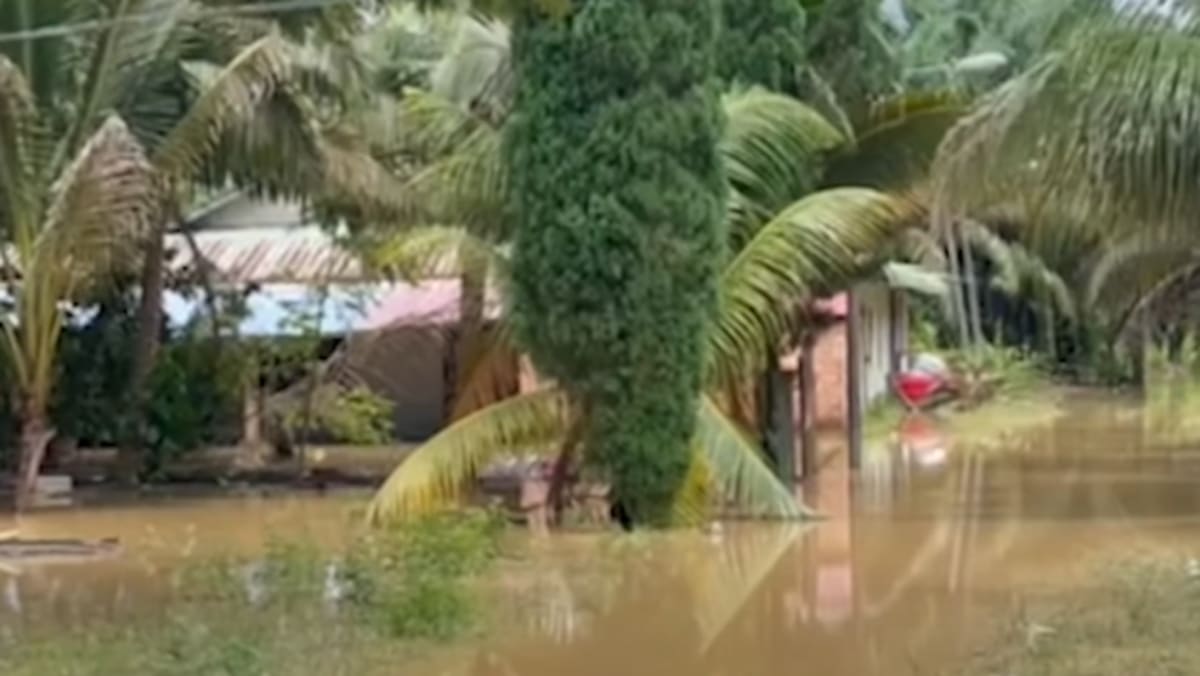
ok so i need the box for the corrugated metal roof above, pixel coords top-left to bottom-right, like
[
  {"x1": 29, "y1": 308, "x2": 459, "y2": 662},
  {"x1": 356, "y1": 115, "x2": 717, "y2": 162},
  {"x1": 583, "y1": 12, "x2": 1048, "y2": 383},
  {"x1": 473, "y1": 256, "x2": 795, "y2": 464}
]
[{"x1": 167, "y1": 226, "x2": 364, "y2": 284}]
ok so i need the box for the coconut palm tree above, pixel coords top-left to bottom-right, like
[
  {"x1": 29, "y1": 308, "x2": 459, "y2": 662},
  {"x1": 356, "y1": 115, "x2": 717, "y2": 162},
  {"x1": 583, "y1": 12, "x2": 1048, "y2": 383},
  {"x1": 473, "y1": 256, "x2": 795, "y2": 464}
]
[
  {"x1": 0, "y1": 0, "x2": 418, "y2": 488},
  {"x1": 0, "y1": 61, "x2": 157, "y2": 507},
  {"x1": 363, "y1": 85, "x2": 929, "y2": 525}
]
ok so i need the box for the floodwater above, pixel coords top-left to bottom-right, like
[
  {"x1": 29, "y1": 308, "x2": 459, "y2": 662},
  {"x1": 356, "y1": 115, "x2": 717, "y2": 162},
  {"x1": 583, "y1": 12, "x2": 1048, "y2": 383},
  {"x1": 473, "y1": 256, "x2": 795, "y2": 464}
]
[{"x1": 7, "y1": 394, "x2": 1200, "y2": 675}]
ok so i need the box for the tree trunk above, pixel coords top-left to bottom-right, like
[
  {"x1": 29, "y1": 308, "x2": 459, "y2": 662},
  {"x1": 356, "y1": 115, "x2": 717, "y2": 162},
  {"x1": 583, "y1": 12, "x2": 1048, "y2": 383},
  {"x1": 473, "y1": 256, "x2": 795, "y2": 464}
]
[
  {"x1": 547, "y1": 414, "x2": 583, "y2": 526},
  {"x1": 15, "y1": 404, "x2": 54, "y2": 512},
  {"x1": 961, "y1": 225, "x2": 985, "y2": 352},
  {"x1": 116, "y1": 221, "x2": 167, "y2": 483}
]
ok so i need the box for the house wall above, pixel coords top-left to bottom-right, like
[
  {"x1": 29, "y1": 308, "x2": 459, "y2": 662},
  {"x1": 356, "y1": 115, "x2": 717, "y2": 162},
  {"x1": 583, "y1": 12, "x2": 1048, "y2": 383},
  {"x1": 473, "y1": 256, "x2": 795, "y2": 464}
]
[
  {"x1": 856, "y1": 282, "x2": 896, "y2": 407},
  {"x1": 809, "y1": 283, "x2": 907, "y2": 429},
  {"x1": 812, "y1": 324, "x2": 848, "y2": 427}
]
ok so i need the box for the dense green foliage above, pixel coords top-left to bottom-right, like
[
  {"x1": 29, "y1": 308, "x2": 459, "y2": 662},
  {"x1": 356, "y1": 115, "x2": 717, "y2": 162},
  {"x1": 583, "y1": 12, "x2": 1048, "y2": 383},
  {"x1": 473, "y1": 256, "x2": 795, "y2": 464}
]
[
  {"x1": 504, "y1": 0, "x2": 727, "y2": 525},
  {"x1": 717, "y1": 0, "x2": 806, "y2": 92},
  {"x1": 803, "y1": 0, "x2": 900, "y2": 111}
]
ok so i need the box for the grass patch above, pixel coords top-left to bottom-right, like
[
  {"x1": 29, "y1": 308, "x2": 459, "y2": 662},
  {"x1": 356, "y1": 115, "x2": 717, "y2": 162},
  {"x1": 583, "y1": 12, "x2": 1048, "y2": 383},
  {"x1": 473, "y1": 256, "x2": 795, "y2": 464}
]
[
  {"x1": 0, "y1": 511, "x2": 503, "y2": 676},
  {"x1": 865, "y1": 344, "x2": 1064, "y2": 446},
  {"x1": 961, "y1": 554, "x2": 1200, "y2": 676}
]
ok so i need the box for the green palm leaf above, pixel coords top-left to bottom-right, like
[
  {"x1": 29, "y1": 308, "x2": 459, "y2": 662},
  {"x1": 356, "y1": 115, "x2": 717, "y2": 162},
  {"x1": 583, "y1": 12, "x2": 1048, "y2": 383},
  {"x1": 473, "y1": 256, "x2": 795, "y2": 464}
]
[
  {"x1": 710, "y1": 187, "x2": 915, "y2": 388},
  {"x1": 430, "y1": 12, "x2": 512, "y2": 123},
  {"x1": 369, "y1": 224, "x2": 508, "y2": 281},
  {"x1": 35, "y1": 116, "x2": 157, "y2": 298},
  {"x1": 0, "y1": 55, "x2": 37, "y2": 240},
  {"x1": 694, "y1": 396, "x2": 811, "y2": 520},
  {"x1": 365, "y1": 389, "x2": 570, "y2": 525},
  {"x1": 154, "y1": 33, "x2": 294, "y2": 182},
  {"x1": 935, "y1": 11, "x2": 1200, "y2": 235},
  {"x1": 20, "y1": 116, "x2": 156, "y2": 410},
  {"x1": 63, "y1": 0, "x2": 190, "y2": 160},
  {"x1": 721, "y1": 87, "x2": 845, "y2": 246},
  {"x1": 961, "y1": 220, "x2": 1076, "y2": 322},
  {"x1": 826, "y1": 90, "x2": 966, "y2": 190}
]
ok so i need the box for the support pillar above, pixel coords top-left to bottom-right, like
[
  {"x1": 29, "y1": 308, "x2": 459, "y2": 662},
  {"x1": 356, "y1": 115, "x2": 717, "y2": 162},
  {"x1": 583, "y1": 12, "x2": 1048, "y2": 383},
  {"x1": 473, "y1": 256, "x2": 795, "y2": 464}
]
[
  {"x1": 847, "y1": 289, "x2": 863, "y2": 470},
  {"x1": 797, "y1": 332, "x2": 817, "y2": 479},
  {"x1": 764, "y1": 360, "x2": 795, "y2": 482}
]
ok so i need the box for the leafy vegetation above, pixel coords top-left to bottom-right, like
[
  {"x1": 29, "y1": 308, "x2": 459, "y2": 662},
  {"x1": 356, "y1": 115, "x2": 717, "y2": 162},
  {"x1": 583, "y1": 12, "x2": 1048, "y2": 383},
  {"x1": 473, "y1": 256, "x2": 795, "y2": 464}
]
[
  {"x1": 504, "y1": 0, "x2": 727, "y2": 525},
  {"x1": 717, "y1": 0, "x2": 807, "y2": 92},
  {"x1": 0, "y1": 511, "x2": 502, "y2": 675},
  {"x1": 963, "y1": 555, "x2": 1200, "y2": 676}
]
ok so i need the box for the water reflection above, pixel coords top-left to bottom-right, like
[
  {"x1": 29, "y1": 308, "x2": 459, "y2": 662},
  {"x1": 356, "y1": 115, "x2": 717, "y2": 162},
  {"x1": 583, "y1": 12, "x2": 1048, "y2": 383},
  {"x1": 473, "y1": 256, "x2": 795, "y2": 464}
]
[
  {"x1": 0, "y1": 492, "x2": 363, "y2": 628},
  {"x1": 474, "y1": 398, "x2": 1200, "y2": 675},
  {"x1": 1, "y1": 398, "x2": 1200, "y2": 675}
]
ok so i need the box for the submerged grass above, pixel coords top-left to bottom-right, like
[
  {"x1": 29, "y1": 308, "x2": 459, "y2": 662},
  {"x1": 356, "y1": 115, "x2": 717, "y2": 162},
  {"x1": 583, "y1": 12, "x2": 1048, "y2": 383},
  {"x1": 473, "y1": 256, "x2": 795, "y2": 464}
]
[
  {"x1": 0, "y1": 511, "x2": 503, "y2": 676},
  {"x1": 961, "y1": 554, "x2": 1200, "y2": 676}
]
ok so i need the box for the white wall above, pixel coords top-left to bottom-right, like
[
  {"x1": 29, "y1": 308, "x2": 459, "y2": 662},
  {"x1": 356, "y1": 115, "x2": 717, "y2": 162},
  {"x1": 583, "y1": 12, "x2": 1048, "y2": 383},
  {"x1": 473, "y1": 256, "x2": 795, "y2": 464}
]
[{"x1": 855, "y1": 282, "x2": 899, "y2": 407}]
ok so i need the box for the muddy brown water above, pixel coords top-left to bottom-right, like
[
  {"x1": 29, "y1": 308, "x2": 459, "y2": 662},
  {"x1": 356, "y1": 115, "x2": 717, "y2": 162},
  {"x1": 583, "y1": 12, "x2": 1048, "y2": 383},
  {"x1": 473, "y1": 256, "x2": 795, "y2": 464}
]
[{"x1": 6, "y1": 396, "x2": 1200, "y2": 675}]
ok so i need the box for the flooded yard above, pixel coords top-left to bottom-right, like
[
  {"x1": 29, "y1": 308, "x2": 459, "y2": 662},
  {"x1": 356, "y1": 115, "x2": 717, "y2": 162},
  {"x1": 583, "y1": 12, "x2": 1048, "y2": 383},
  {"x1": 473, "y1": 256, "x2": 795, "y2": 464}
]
[{"x1": 5, "y1": 395, "x2": 1200, "y2": 675}]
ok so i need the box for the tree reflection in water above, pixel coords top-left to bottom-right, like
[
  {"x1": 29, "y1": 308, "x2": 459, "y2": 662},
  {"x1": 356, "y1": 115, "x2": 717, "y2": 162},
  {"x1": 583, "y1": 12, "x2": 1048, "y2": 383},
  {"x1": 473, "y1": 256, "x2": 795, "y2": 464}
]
[{"x1": 473, "y1": 399, "x2": 1200, "y2": 676}]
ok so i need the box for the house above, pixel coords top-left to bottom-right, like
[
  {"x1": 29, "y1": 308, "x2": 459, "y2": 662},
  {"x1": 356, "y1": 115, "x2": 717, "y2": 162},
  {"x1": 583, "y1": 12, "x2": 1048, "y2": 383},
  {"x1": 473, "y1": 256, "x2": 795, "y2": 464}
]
[
  {"x1": 166, "y1": 193, "x2": 944, "y2": 471},
  {"x1": 164, "y1": 194, "x2": 502, "y2": 444},
  {"x1": 773, "y1": 264, "x2": 946, "y2": 479}
]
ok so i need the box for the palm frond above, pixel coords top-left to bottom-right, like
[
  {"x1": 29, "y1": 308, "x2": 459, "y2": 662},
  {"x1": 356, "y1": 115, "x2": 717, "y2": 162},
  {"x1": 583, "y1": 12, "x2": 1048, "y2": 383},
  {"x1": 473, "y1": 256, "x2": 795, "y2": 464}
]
[
  {"x1": 430, "y1": 12, "x2": 512, "y2": 123},
  {"x1": 959, "y1": 219, "x2": 1019, "y2": 295},
  {"x1": 721, "y1": 87, "x2": 845, "y2": 246},
  {"x1": 391, "y1": 124, "x2": 507, "y2": 235},
  {"x1": 826, "y1": 90, "x2": 966, "y2": 190},
  {"x1": 936, "y1": 15, "x2": 1200, "y2": 236},
  {"x1": 62, "y1": 0, "x2": 189, "y2": 162},
  {"x1": 153, "y1": 33, "x2": 294, "y2": 183},
  {"x1": 201, "y1": 85, "x2": 323, "y2": 198},
  {"x1": 400, "y1": 88, "x2": 492, "y2": 157},
  {"x1": 709, "y1": 188, "x2": 917, "y2": 388},
  {"x1": 35, "y1": 116, "x2": 157, "y2": 296},
  {"x1": 21, "y1": 116, "x2": 155, "y2": 404},
  {"x1": 315, "y1": 132, "x2": 439, "y2": 226},
  {"x1": 1085, "y1": 232, "x2": 1197, "y2": 312},
  {"x1": 961, "y1": 219, "x2": 1076, "y2": 321},
  {"x1": 670, "y1": 451, "x2": 715, "y2": 527},
  {"x1": 694, "y1": 396, "x2": 811, "y2": 520},
  {"x1": 369, "y1": 224, "x2": 507, "y2": 281},
  {"x1": 0, "y1": 55, "x2": 37, "y2": 241},
  {"x1": 366, "y1": 389, "x2": 570, "y2": 525}
]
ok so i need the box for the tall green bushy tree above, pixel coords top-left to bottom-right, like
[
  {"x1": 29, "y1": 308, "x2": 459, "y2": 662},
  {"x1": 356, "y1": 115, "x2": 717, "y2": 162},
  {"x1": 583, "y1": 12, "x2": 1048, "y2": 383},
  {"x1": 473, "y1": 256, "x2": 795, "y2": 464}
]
[
  {"x1": 504, "y1": 0, "x2": 727, "y2": 525},
  {"x1": 717, "y1": 0, "x2": 806, "y2": 92}
]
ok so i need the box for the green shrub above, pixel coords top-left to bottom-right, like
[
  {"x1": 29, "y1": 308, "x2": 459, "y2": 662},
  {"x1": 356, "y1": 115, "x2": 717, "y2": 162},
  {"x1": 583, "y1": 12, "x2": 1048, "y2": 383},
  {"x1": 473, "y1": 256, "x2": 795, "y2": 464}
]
[
  {"x1": 283, "y1": 385, "x2": 395, "y2": 445},
  {"x1": 506, "y1": 0, "x2": 726, "y2": 526},
  {"x1": 345, "y1": 510, "x2": 503, "y2": 639}
]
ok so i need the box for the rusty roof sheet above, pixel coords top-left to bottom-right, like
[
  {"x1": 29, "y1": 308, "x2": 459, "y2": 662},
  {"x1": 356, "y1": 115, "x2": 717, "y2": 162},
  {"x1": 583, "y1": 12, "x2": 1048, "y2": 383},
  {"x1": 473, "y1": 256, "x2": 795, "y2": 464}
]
[{"x1": 167, "y1": 226, "x2": 365, "y2": 284}]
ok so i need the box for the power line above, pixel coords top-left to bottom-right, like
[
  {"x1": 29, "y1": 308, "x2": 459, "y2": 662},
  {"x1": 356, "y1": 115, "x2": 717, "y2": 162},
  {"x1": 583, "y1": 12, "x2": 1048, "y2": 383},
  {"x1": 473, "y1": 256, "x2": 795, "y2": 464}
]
[{"x1": 0, "y1": 0, "x2": 357, "y2": 45}]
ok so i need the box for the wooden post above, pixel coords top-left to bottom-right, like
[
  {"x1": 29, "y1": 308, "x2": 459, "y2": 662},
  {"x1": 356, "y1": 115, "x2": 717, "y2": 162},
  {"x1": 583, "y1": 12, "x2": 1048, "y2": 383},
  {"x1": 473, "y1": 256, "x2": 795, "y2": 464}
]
[
  {"x1": 798, "y1": 332, "x2": 817, "y2": 479},
  {"x1": 888, "y1": 289, "x2": 908, "y2": 375},
  {"x1": 242, "y1": 381, "x2": 263, "y2": 447},
  {"x1": 763, "y1": 363, "x2": 795, "y2": 482},
  {"x1": 847, "y1": 289, "x2": 864, "y2": 470}
]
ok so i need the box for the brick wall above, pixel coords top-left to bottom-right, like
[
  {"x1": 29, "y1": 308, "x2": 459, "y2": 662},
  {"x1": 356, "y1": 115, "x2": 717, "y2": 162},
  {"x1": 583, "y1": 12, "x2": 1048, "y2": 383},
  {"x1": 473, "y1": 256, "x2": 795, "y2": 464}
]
[{"x1": 812, "y1": 323, "x2": 848, "y2": 428}]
